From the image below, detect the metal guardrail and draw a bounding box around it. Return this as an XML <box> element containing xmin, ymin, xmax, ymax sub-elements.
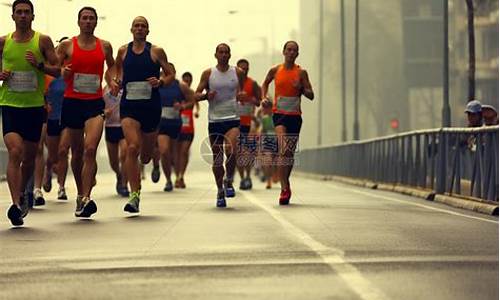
<box><xmin>297</xmin><ymin>126</ymin><xmax>499</xmax><ymax>202</ymax></box>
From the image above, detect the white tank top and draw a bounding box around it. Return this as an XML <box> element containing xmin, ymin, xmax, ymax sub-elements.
<box><xmin>103</xmin><ymin>87</ymin><xmax>122</xmax><ymax>127</ymax></box>
<box><xmin>208</xmin><ymin>66</ymin><xmax>239</xmax><ymax>123</ymax></box>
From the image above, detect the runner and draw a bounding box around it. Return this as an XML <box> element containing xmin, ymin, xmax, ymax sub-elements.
<box><xmin>44</xmin><ymin>48</ymin><xmax>70</xmax><ymax>201</ymax></box>
<box><xmin>113</xmin><ymin>16</ymin><xmax>174</xmax><ymax>213</ymax></box>
<box><xmin>0</xmin><ymin>0</ymin><xmax>60</xmax><ymax>226</ymax></box>
<box><xmin>103</xmin><ymin>85</ymin><xmax>129</xmax><ymax>197</ymax></box>
<box><xmin>195</xmin><ymin>43</ymin><xmax>245</xmax><ymax>208</ymax></box>
<box><xmin>157</xmin><ymin>63</ymin><xmax>195</xmax><ymax>192</ymax></box>
<box><xmin>235</xmin><ymin>58</ymin><xmax>261</xmax><ymax>190</ymax></box>
<box><xmin>174</xmin><ymin>71</ymin><xmax>199</xmax><ymax>188</ymax></box>
<box><xmin>57</xmin><ymin>6</ymin><xmax>117</xmax><ymax>217</ymax></box>
<box><xmin>261</xmin><ymin>41</ymin><xmax>314</xmax><ymax>205</ymax></box>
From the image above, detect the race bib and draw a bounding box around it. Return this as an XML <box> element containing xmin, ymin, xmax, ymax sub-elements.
<box><xmin>73</xmin><ymin>73</ymin><xmax>100</xmax><ymax>94</ymax></box>
<box><xmin>161</xmin><ymin>106</ymin><xmax>180</xmax><ymax>119</ymax></box>
<box><xmin>7</xmin><ymin>71</ymin><xmax>38</xmax><ymax>92</ymax></box>
<box><xmin>277</xmin><ymin>96</ymin><xmax>301</xmax><ymax>113</ymax></box>
<box><xmin>212</xmin><ymin>100</ymin><xmax>237</xmax><ymax>120</ymax></box>
<box><xmin>238</xmin><ymin>103</ymin><xmax>253</xmax><ymax>116</ymax></box>
<box><xmin>181</xmin><ymin>115</ymin><xmax>190</xmax><ymax>128</ymax></box>
<box><xmin>126</xmin><ymin>81</ymin><xmax>152</xmax><ymax>100</ymax></box>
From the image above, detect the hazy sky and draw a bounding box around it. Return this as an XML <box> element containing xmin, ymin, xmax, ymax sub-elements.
<box><xmin>0</xmin><ymin>0</ymin><xmax>300</xmax><ymax>80</ymax></box>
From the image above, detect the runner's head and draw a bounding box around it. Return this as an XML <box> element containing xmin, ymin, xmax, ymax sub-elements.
<box><xmin>182</xmin><ymin>72</ymin><xmax>193</xmax><ymax>87</ymax></box>
<box><xmin>131</xmin><ymin>16</ymin><xmax>149</xmax><ymax>40</ymax></box>
<box><xmin>11</xmin><ymin>0</ymin><xmax>34</xmax><ymax>29</ymax></box>
<box><xmin>282</xmin><ymin>41</ymin><xmax>299</xmax><ymax>63</ymax></box>
<box><xmin>236</xmin><ymin>59</ymin><xmax>249</xmax><ymax>76</ymax></box>
<box><xmin>168</xmin><ymin>62</ymin><xmax>176</xmax><ymax>76</ymax></box>
<box><xmin>77</xmin><ymin>7</ymin><xmax>98</xmax><ymax>34</ymax></box>
<box><xmin>215</xmin><ymin>43</ymin><xmax>231</xmax><ymax>66</ymax></box>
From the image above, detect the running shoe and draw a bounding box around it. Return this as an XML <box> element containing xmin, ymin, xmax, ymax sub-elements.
<box><xmin>124</xmin><ymin>192</ymin><xmax>140</xmax><ymax>213</ymax></box>
<box><xmin>118</xmin><ymin>186</ymin><xmax>130</xmax><ymax>197</ymax></box>
<box><xmin>33</xmin><ymin>188</ymin><xmax>45</xmax><ymax>206</ymax></box>
<box><xmin>57</xmin><ymin>187</ymin><xmax>68</xmax><ymax>200</ymax></box>
<box><xmin>279</xmin><ymin>188</ymin><xmax>291</xmax><ymax>205</ymax></box>
<box><xmin>246</xmin><ymin>177</ymin><xmax>253</xmax><ymax>190</ymax></box>
<box><xmin>151</xmin><ymin>165</ymin><xmax>160</xmax><ymax>183</ymax></box>
<box><xmin>163</xmin><ymin>181</ymin><xmax>173</xmax><ymax>192</ymax></box>
<box><xmin>75</xmin><ymin>197</ymin><xmax>97</xmax><ymax>218</ymax></box>
<box><xmin>224</xmin><ymin>179</ymin><xmax>236</xmax><ymax>198</ymax></box>
<box><xmin>7</xmin><ymin>205</ymin><xmax>23</xmax><ymax>226</ymax></box>
<box><xmin>178</xmin><ymin>178</ymin><xmax>186</xmax><ymax>189</ymax></box>
<box><xmin>216</xmin><ymin>190</ymin><xmax>226</xmax><ymax>208</ymax></box>
<box><xmin>239</xmin><ymin>179</ymin><xmax>247</xmax><ymax>190</ymax></box>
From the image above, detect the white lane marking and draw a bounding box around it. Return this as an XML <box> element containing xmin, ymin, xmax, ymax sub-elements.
<box><xmin>241</xmin><ymin>192</ymin><xmax>390</xmax><ymax>300</ymax></box>
<box><xmin>327</xmin><ymin>182</ymin><xmax>498</xmax><ymax>225</ymax></box>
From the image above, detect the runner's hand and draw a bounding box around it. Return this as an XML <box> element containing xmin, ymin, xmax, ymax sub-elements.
<box><xmin>62</xmin><ymin>64</ymin><xmax>73</xmax><ymax>80</ymax></box>
<box><xmin>237</xmin><ymin>91</ymin><xmax>249</xmax><ymax>103</ymax></box>
<box><xmin>207</xmin><ymin>90</ymin><xmax>217</xmax><ymax>101</ymax></box>
<box><xmin>0</xmin><ymin>70</ymin><xmax>11</xmax><ymax>81</ymax></box>
<box><xmin>173</xmin><ymin>102</ymin><xmax>183</xmax><ymax>110</ymax></box>
<box><xmin>261</xmin><ymin>98</ymin><xmax>272</xmax><ymax>108</ymax></box>
<box><xmin>147</xmin><ymin>77</ymin><xmax>161</xmax><ymax>88</ymax></box>
<box><xmin>109</xmin><ymin>80</ymin><xmax>120</xmax><ymax>97</ymax></box>
<box><xmin>25</xmin><ymin>51</ymin><xmax>39</xmax><ymax>69</ymax></box>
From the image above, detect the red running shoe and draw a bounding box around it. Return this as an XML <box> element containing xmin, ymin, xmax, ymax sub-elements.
<box><xmin>279</xmin><ymin>188</ymin><xmax>291</xmax><ymax>205</ymax></box>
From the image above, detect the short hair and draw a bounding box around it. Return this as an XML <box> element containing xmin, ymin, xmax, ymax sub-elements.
<box><xmin>215</xmin><ymin>43</ymin><xmax>231</xmax><ymax>53</ymax></box>
<box><xmin>78</xmin><ymin>6</ymin><xmax>97</xmax><ymax>21</ymax></box>
<box><xmin>182</xmin><ymin>72</ymin><xmax>192</xmax><ymax>79</ymax></box>
<box><xmin>283</xmin><ymin>40</ymin><xmax>299</xmax><ymax>51</ymax></box>
<box><xmin>132</xmin><ymin>16</ymin><xmax>149</xmax><ymax>28</ymax></box>
<box><xmin>12</xmin><ymin>0</ymin><xmax>34</xmax><ymax>14</ymax></box>
<box><xmin>237</xmin><ymin>59</ymin><xmax>249</xmax><ymax>66</ymax></box>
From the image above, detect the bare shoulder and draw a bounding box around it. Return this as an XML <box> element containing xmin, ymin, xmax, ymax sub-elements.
<box><xmin>151</xmin><ymin>44</ymin><xmax>165</xmax><ymax>54</ymax></box>
<box><xmin>201</xmin><ymin>68</ymin><xmax>212</xmax><ymax>78</ymax></box>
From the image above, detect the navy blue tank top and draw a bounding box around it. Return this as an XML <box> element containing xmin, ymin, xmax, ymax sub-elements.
<box><xmin>159</xmin><ymin>80</ymin><xmax>185</xmax><ymax>107</ymax></box>
<box><xmin>121</xmin><ymin>42</ymin><xmax>160</xmax><ymax>104</ymax></box>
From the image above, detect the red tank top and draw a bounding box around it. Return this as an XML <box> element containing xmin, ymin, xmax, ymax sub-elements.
<box><xmin>240</xmin><ymin>77</ymin><xmax>255</xmax><ymax>127</ymax></box>
<box><xmin>180</xmin><ymin>108</ymin><xmax>194</xmax><ymax>134</ymax></box>
<box><xmin>64</xmin><ymin>36</ymin><xmax>105</xmax><ymax>100</ymax></box>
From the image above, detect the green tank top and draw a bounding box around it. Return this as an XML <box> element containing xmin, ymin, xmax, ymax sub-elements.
<box><xmin>0</xmin><ymin>31</ymin><xmax>45</xmax><ymax>107</ymax></box>
<box><xmin>261</xmin><ymin>114</ymin><xmax>275</xmax><ymax>134</ymax></box>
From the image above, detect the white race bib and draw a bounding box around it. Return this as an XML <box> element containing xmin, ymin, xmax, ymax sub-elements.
<box><xmin>7</xmin><ymin>71</ymin><xmax>38</xmax><ymax>92</ymax></box>
<box><xmin>161</xmin><ymin>106</ymin><xmax>180</xmax><ymax>119</ymax></box>
<box><xmin>238</xmin><ymin>103</ymin><xmax>253</xmax><ymax>116</ymax></box>
<box><xmin>277</xmin><ymin>96</ymin><xmax>301</xmax><ymax>113</ymax></box>
<box><xmin>73</xmin><ymin>73</ymin><xmax>100</xmax><ymax>94</ymax></box>
<box><xmin>126</xmin><ymin>81</ymin><xmax>152</xmax><ymax>100</ymax></box>
<box><xmin>181</xmin><ymin>115</ymin><xmax>190</xmax><ymax>128</ymax></box>
<box><xmin>212</xmin><ymin>100</ymin><xmax>237</xmax><ymax>120</ymax></box>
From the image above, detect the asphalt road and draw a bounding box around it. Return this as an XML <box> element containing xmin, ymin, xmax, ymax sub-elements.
<box><xmin>0</xmin><ymin>169</ymin><xmax>498</xmax><ymax>300</ymax></box>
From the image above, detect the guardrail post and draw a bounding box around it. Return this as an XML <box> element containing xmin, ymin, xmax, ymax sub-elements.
<box><xmin>436</xmin><ymin>130</ymin><xmax>447</xmax><ymax>194</ymax></box>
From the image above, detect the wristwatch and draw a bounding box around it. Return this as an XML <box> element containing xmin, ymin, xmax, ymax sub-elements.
<box><xmin>37</xmin><ymin>62</ymin><xmax>44</xmax><ymax>71</ymax></box>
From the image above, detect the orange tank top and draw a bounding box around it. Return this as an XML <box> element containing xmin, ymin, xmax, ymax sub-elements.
<box><xmin>239</xmin><ymin>77</ymin><xmax>255</xmax><ymax>126</ymax></box>
<box><xmin>273</xmin><ymin>64</ymin><xmax>302</xmax><ymax>116</ymax></box>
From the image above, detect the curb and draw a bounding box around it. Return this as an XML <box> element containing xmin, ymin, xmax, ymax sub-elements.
<box><xmin>295</xmin><ymin>171</ymin><xmax>498</xmax><ymax>216</ymax></box>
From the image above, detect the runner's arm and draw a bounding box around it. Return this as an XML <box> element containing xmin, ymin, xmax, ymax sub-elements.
<box><xmin>195</xmin><ymin>69</ymin><xmax>210</xmax><ymax>102</ymax></box>
<box><xmin>155</xmin><ymin>47</ymin><xmax>174</xmax><ymax>86</ymax></box>
<box><xmin>300</xmin><ymin>69</ymin><xmax>314</xmax><ymax>100</ymax></box>
<box><xmin>102</xmin><ymin>40</ymin><xmax>115</xmax><ymax>87</ymax></box>
<box><xmin>0</xmin><ymin>36</ymin><xmax>7</xmax><ymax>80</ymax></box>
<box><xmin>180</xmin><ymin>81</ymin><xmax>195</xmax><ymax>110</ymax></box>
<box><xmin>37</xmin><ymin>34</ymin><xmax>60</xmax><ymax>77</ymax></box>
<box><xmin>261</xmin><ymin>67</ymin><xmax>276</xmax><ymax>100</ymax></box>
